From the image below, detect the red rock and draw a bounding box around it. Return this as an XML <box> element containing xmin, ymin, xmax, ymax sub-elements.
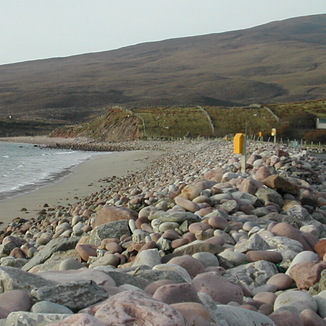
<box><xmin>153</xmin><ymin>283</ymin><xmax>201</xmax><ymax>304</ymax></box>
<box><xmin>175</xmin><ymin>196</ymin><xmax>200</xmax><ymax>212</ymax></box>
<box><xmin>269</xmin><ymin>309</ymin><xmax>303</xmax><ymax>326</ymax></box>
<box><xmin>204</xmin><ymin>235</ymin><xmax>225</xmax><ymax>246</ymax></box>
<box><xmin>253</xmin><ymin>292</ymin><xmax>277</xmax><ymax>306</ymax></box>
<box><xmin>0</xmin><ymin>290</ymin><xmax>32</xmax><ymax>318</ymax></box>
<box><xmin>182</xmin><ymin>232</ymin><xmax>196</xmax><ymax>242</ymax></box>
<box><xmin>255</xmin><ymin>166</ymin><xmax>272</xmax><ymax>181</ymax></box>
<box><xmin>144</xmin><ymin>280</ymin><xmax>176</xmax><ymax>295</ymax></box>
<box><xmin>93</xmin><ymin>205</ymin><xmax>138</xmax><ymax>228</ymax></box>
<box><xmin>9</xmin><ymin>247</ymin><xmax>26</xmax><ymax>258</ymax></box>
<box><xmin>162</xmin><ymin>229</ymin><xmax>181</xmax><ymax>241</ymax></box>
<box><xmin>139</xmin><ymin>241</ymin><xmax>157</xmax><ymax>253</ymax></box>
<box><xmin>168</xmin><ymin>255</ymin><xmax>205</xmax><ymax>278</ymax></box>
<box><xmin>267</xmin><ymin>273</ymin><xmax>294</xmax><ymax>290</ymax></box>
<box><xmin>172</xmin><ymin>238</ymin><xmax>189</xmax><ymax>249</ymax></box>
<box><xmin>315</xmin><ymin>239</ymin><xmax>326</xmax><ymax>260</ymax></box>
<box><xmin>263</xmin><ymin>175</ymin><xmax>300</xmax><ymax>196</ymax></box>
<box><xmin>246</xmin><ymin>250</ymin><xmax>283</xmax><ymax>264</ymax></box>
<box><xmin>171</xmin><ymin>302</ymin><xmax>213</xmax><ymax>326</ymax></box>
<box><xmin>188</xmin><ymin>222</ymin><xmax>212</xmax><ymax>234</ymax></box>
<box><xmin>271</xmin><ymin>222</ymin><xmax>312</xmax><ymax>251</ymax></box>
<box><xmin>258</xmin><ymin>303</ymin><xmax>274</xmax><ymax>316</ymax></box>
<box><xmin>204</xmin><ymin>169</ymin><xmax>224</xmax><ymax>183</ymax></box>
<box><xmin>179</xmin><ymin>185</ymin><xmax>201</xmax><ymax>200</ymax></box>
<box><xmin>192</xmin><ymin>271</ymin><xmax>243</xmax><ymax>304</ymax></box>
<box><xmin>105</xmin><ymin>242</ymin><xmax>123</xmax><ymax>254</ymax></box>
<box><xmin>92</xmin><ymin>290</ymin><xmax>187</xmax><ymax>326</ymax></box>
<box><xmin>207</xmin><ymin>215</ymin><xmax>230</xmax><ymax>230</ymax></box>
<box><xmin>289</xmin><ymin>261</ymin><xmax>326</xmax><ymax>290</ymax></box>
<box><xmin>238</xmin><ymin>178</ymin><xmax>258</xmax><ymax>195</ymax></box>
<box><xmin>75</xmin><ymin>244</ymin><xmax>97</xmax><ymax>261</ymax></box>
<box><xmin>300</xmin><ymin>308</ymin><xmax>326</xmax><ymax>326</ymax></box>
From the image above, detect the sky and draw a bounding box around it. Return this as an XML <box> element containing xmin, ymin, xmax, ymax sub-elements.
<box><xmin>0</xmin><ymin>0</ymin><xmax>325</xmax><ymax>65</ymax></box>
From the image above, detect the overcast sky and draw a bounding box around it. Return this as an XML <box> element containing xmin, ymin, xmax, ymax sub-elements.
<box><xmin>0</xmin><ymin>0</ymin><xmax>325</xmax><ymax>65</ymax></box>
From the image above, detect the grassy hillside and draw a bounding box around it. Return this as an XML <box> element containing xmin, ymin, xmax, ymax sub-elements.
<box><xmin>0</xmin><ymin>14</ymin><xmax>326</xmax><ymax>127</ymax></box>
<box><xmin>50</xmin><ymin>99</ymin><xmax>326</xmax><ymax>143</ymax></box>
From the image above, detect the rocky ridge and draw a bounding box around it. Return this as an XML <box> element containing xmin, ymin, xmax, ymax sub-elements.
<box><xmin>0</xmin><ymin>139</ymin><xmax>326</xmax><ymax>325</ymax></box>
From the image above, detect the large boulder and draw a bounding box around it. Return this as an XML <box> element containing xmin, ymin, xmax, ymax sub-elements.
<box><xmin>93</xmin><ymin>205</ymin><xmax>138</xmax><ymax>228</ymax></box>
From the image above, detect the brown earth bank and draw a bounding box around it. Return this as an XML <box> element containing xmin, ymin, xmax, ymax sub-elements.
<box><xmin>0</xmin><ymin>138</ymin><xmax>326</xmax><ymax>325</ymax></box>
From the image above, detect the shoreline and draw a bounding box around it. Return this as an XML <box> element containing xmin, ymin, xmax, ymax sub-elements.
<box><xmin>0</xmin><ymin>147</ymin><xmax>163</xmax><ymax>228</ymax></box>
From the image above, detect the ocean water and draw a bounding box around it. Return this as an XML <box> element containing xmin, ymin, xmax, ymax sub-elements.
<box><xmin>0</xmin><ymin>142</ymin><xmax>98</xmax><ymax>201</ymax></box>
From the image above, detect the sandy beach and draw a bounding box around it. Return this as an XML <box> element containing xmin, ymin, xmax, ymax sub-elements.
<box><xmin>0</xmin><ymin>136</ymin><xmax>163</xmax><ymax>227</ymax></box>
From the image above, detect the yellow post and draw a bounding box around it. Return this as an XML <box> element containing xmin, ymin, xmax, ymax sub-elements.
<box><xmin>271</xmin><ymin>128</ymin><xmax>277</xmax><ymax>143</ymax></box>
<box><xmin>234</xmin><ymin>133</ymin><xmax>246</xmax><ymax>173</ymax></box>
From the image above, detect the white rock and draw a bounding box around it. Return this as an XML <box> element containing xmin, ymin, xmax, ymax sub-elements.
<box><xmin>285</xmin><ymin>251</ymin><xmax>320</xmax><ymax>275</ymax></box>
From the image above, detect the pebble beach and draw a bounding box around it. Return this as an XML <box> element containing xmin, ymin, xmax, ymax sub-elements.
<box><xmin>0</xmin><ymin>137</ymin><xmax>326</xmax><ymax>325</ymax></box>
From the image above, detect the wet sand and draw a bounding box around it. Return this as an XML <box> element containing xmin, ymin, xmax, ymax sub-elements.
<box><xmin>0</xmin><ymin>145</ymin><xmax>162</xmax><ymax>227</ymax></box>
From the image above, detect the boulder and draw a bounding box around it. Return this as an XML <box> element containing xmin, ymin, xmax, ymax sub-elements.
<box><xmin>93</xmin><ymin>205</ymin><xmax>137</xmax><ymax>227</ymax></box>
<box><xmin>22</xmin><ymin>237</ymin><xmax>80</xmax><ymax>272</ymax></box>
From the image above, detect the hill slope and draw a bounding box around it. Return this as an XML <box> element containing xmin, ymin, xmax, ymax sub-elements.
<box><xmin>0</xmin><ymin>14</ymin><xmax>326</xmax><ymax>124</ymax></box>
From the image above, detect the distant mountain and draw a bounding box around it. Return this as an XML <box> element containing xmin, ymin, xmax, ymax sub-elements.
<box><xmin>0</xmin><ymin>14</ymin><xmax>325</xmax><ymax>124</ymax></box>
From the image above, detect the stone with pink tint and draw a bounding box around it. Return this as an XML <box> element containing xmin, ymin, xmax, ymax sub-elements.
<box><xmin>207</xmin><ymin>215</ymin><xmax>230</xmax><ymax>230</ymax></box>
<box><xmin>253</xmin><ymin>292</ymin><xmax>277</xmax><ymax>306</ymax></box>
<box><xmin>271</xmin><ymin>222</ymin><xmax>312</xmax><ymax>250</ymax></box>
<box><xmin>300</xmin><ymin>308</ymin><xmax>326</xmax><ymax>326</ymax></box>
<box><xmin>153</xmin><ymin>283</ymin><xmax>201</xmax><ymax>304</ymax></box>
<box><xmin>269</xmin><ymin>308</ymin><xmax>303</xmax><ymax>326</ymax></box>
<box><xmin>144</xmin><ymin>279</ymin><xmax>176</xmax><ymax>295</ymax></box>
<box><xmin>162</xmin><ymin>229</ymin><xmax>181</xmax><ymax>241</ymax></box>
<box><xmin>48</xmin><ymin>313</ymin><xmax>105</xmax><ymax>326</ymax></box>
<box><xmin>168</xmin><ymin>255</ymin><xmax>205</xmax><ymax>278</ymax></box>
<box><xmin>179</xmin><ymin>185</ymin><xmax>201</xmax><ymax>200</ymax></box>
<box><xmin>192</xmin><ymin>271</ymin><xmax>243</xmax><ymax>304</ymax></box>
<box><xmin>174</xmin><ymin>196</ymin><xmax>200</xmax><ymax>212</ymax></box>
<box><xmin>188</xmin><ymin>222</ymin><xmax>212</xmax><ymax>234</ymax></box>
<box><xmin>172</xmin><ymin>238</ymin><xmax>189</xmax><ymax>249</ymax></box>
<box><xmin>0</xmin><ymin>290</ymin><xmax>33</xmax><ymax>318</ymax></box>
<box><xmin>255</xmin><ymin>166</ymin><xmax>272</xmax><ymax>181</ymax></box>
<box><xmin>93</xmin><ymin>205</ymin><xmax>137</xmax><ymax>227</ymax></box>
<box><xmin>315</xmin><ymin>239</ymin><xmax>326</xmax><ymax>260</ymax></box>
<box><xmin>92</xmin><ymin>290</ymin><xmax>186</xmax><ymax>326</ymax></box>
<box><xmin>171</xmin><ymin>302</ymin><xmax>214</xmax><ymax>326</ymax></box>
<box><xmin>289</xmin><ymin>261</ymin><xmax>326</xmax><ymax>290</ymax></box>
<box><xmin>267</xmin><ymin>273</ymin><xmax>294</xmax><ymax>290</ymax></box>
<box><xmin>246</xmin><ymin>250</ymin><xmax>283</xmax><ymax>264</ymax></box>
<box><xmin>75</xmin><ymin>244</ymin><xmax>97</xmax><ymax>261</ymax></box>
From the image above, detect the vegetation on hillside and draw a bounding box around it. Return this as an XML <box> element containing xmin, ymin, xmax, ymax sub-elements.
<box><xmin>50</xmin><ymin>99</ymin><xmax>326</xmax><ymax>144</ymax></box>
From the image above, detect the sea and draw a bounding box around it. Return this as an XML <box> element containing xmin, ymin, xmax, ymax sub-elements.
<box><xmin>0</xmin><ymin>142</ymin><xmax>98</xmax><ymax>201</ymax></box>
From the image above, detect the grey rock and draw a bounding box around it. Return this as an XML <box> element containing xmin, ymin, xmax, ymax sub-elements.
<box><xmin>192</xmin><ymin>252</ymin><xmax>219</xmax><ymax>268</ymax></box>
<box><xmin>31</xmin><ymin>280</ymin><xmax>108</xmax><ymax>311</ymax></box>
<box><xmin>154</xmin><ymin>263</ymin><xmax>192</xmax><ymax>283</ymax></box>
<box><xmin>31</xmin><ymin>301</ymin><xmax>73</xmax><ymax>314</ymax></box>
<box><xmin>132</xmin><ymin>267</ymin><xmax>191</xmax><ymax>284</ymax></box>
<box><xmin>28</xmin><ymin>249</ymin><xmax>80</xmax><ymax>272</ymax></box>
<box><xmin>164</xmin><ymin>240</ymin><xmax>223</xmax><ymax>261</ymax></box>
<box><xmin>286</xmin><ymin>205</ymin><xmax>312</xmax><ymax>221</ymax></box>
<box><xmin>0</xmin><ymin>257</ymin><xmax>28</xmax><ymax>268</ymax></box>
<box><xmin>232</xmin><ymin>191</ymin><xmax>260</xmax><ymax>206</ymax></box>
<box><xmin>256</xmin><ymin>187</ymin><xmax>284</xmax><ymax>208</ymax></box>
<box><xmin>224</xmin><ymin>260</ymin><xmax>278</xmax><ymax>292</ymax></box>
<box><xmin>22</xmin><ymin>237</ymin><xmax>80</xmax><ymax>272</ymax></box>
<box><xmin>220</xmin><ymin>199</ymin><xmax>239</xmax><ymax>214</ymax></box>
<box><xmin>0</xmin><ymin>266</ymin><xmax>57</xmax><ymax>294</ymax></box>
<box><xmin>88</xmin><ymin>220</ymin><xmax>131</xmax><ymax>246</ymax></box>
<box><xmin>234</xmin><ymin>234</ymin><xmax>271</xmax><ymax>253</ymax></box>
<box><xmin>214</xmin><ymin>304</ymin><xmax>276</xmax><ymax>326</ymax></box>
<box><xmin>98</xmin><ymin>268</ymin><xmax>150</xmax><ymax>289</ymax></box>
<box><xmin>150</xmin><ymin>211</ymin><xmax>200</xmax><ymax>223</ymax></box>
<box><xmin>5</xmin><ymin>312</ymin><xmax>71</xmax><ymax>326</ymax></box>
<box><xmin>156</xmin><ymin>237</ymin><xmax>172</xmax><ymax>251</ymax></box>
<box><xmin>132</xmin><ymin>248</ymin><xmax>162</xmax><ymax>268</ymax></box>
